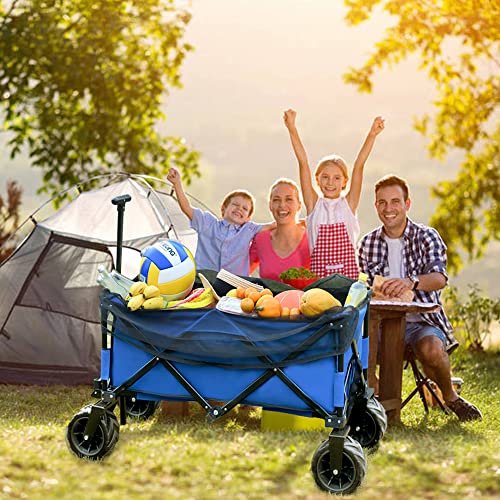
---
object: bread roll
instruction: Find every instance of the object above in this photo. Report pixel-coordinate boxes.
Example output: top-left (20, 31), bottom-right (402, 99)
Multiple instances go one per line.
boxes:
top-left (371, 275), bottom-right (414, 302)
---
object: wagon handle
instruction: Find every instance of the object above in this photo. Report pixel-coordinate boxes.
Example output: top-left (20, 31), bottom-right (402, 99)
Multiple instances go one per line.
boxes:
top-left (111, 194), bottom-right (131, 273)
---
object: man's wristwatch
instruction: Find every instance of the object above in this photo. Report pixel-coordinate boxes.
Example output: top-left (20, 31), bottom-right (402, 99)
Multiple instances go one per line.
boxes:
top-left (408, 275), bottom-right (419, 290)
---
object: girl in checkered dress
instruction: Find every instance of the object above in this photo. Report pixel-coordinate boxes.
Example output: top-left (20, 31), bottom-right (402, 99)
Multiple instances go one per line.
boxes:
top-left (283, 109), bottom-right (384, 279)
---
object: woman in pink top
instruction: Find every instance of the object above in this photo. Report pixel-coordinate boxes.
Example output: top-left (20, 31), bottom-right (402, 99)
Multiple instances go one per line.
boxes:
top-left (249, 178), bottom-right (310, 280)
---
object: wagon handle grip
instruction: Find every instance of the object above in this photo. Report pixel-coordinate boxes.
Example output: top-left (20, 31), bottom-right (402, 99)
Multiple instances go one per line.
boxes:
top-left (111, 194), bottom-right (132, 273)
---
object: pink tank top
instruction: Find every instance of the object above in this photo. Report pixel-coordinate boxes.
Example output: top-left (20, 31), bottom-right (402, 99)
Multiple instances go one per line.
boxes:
top-left (249, 230), bottom-right (311, 281)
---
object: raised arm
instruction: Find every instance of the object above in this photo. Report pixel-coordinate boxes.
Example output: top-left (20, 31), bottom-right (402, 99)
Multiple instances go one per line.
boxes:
top-left (283, 109), bottom-right (318, 214)
top-left (346, 116), bottom-right (385, 213)
top-left (167, 167), bottom-right (194, 220)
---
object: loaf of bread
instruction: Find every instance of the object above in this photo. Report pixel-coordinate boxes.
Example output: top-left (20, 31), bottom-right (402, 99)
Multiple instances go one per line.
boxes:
top-left (371, 275), bottom-right (414, 302)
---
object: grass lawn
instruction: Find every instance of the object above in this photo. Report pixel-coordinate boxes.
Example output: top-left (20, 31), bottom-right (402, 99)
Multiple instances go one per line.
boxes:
top-left (0, 349), bottom-right (499, 499)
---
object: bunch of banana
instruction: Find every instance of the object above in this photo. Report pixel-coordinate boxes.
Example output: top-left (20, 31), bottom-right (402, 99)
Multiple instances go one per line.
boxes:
top-left (126, 282), bottom-right (165, 311)
top-left (126, 282), bottom-right (215, 312)
top-left (127, 281), bottom-right (146, 311)
top-left (142, 285), bottom-right (166, 310)
top-left (128, 281), bottom-right (147, 298)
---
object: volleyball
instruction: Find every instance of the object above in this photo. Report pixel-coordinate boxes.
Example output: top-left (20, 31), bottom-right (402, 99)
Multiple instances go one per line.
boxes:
top-left (139, 240), bottom-right (196, 300)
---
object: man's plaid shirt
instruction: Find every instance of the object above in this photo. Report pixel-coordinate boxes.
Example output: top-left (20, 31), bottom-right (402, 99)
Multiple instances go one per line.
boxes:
top-left (358, 218), bottom-right (458, 352)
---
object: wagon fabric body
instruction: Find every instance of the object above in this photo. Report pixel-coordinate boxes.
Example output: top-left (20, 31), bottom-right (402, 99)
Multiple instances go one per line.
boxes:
top-left (67, 283), bottom-right (386, 495)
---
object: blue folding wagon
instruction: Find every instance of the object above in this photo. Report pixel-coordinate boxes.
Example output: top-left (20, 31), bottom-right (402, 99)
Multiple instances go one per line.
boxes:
top-left (65, 196), bottom-right (386, 496)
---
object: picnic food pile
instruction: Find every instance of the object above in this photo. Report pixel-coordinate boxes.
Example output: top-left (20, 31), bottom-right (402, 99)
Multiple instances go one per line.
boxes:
top-left (227, 286), bottom-right (341, 319)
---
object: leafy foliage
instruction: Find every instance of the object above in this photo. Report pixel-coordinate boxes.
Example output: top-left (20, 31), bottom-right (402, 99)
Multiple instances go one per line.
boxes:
top-left (343, 0), bottom-right (500, 271)
top-left (445, 283), bottom-right (500, 351)
top-left (278, 267), bottom-right (318, 279)
top-left (0, 180), bottom-right (23, 263)
top-left (0, 0), bottom-right (200, 198)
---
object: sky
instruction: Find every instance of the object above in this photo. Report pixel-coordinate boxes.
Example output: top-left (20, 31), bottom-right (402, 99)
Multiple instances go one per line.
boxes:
top-left (1, 0), bottom-right (497, 294)
top-left (2, 0), bottom-right (443, 220)
top-left (161, 0), bottom-right (451, 223)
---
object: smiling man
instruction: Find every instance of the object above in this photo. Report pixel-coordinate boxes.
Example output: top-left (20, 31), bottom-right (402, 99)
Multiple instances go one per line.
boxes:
top-left (358, 174), bottom-right (482, 422)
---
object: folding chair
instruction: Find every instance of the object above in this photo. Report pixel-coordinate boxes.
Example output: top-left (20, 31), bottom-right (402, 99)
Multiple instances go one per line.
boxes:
top-left (401, 350), bottom-right (448, 414)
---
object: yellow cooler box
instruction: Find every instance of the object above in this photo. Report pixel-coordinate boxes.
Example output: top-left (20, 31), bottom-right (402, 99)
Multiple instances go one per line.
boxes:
top-left (261, 409), bottom-right (326, 431)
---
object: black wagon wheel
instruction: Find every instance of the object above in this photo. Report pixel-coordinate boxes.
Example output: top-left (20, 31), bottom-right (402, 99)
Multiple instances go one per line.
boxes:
top-left (66, 406), bottom-right (118, 460)
top-left (82, 404), bottom-right (120, 444)
top-left (311, 435), bottom-right (367, 495)
top-left (349, 397), bottom-right (387, 452)
top-left (124, 396), bottom-right (160, 420)
top-left (104, 410), bottom-right (120, 449)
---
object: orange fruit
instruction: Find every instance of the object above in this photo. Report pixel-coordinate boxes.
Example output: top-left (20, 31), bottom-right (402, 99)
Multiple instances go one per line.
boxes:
top-left (248, 291), bottom-right (261, 303)
top-left (255, 297), bottom-right (282, 318)
top-left (240, 297), bottom-right (255, 313)
top-left (244, 286), bottom-right (257, 298)
top-left (259, 289), bottom-right (273, 298)
top-left (255, 294), bottom-right (274, 308)
top-left (290, 307), bottom-right (301, 319)
top-left (236, 286), bottom-right (246, 299)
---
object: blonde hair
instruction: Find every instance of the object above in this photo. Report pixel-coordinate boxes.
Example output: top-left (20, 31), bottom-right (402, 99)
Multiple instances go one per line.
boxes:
top-left (314, 154), bottom-right (349, 181)
top-left (221, 190), bottom-right (255, 217)
top-left (268, 177), bottom-right (301, 203)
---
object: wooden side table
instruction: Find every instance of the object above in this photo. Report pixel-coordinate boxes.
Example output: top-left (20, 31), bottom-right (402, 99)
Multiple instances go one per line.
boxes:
top-left (368, 302), bottom-right (440, 424)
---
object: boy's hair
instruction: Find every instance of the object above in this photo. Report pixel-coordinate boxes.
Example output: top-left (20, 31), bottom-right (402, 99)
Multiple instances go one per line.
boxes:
top-left (374, 174), bottom-right (410, 201)
top-left (268, 177), bottom-right (301, 203)
top-left (221, 190), bottom-right (255, 217)
top-left (314, 154), bottom-right (349, 181)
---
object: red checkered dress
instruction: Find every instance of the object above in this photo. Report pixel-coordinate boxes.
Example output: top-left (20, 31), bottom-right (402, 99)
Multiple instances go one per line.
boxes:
top-left (310, 223), bottom-right (359, 279)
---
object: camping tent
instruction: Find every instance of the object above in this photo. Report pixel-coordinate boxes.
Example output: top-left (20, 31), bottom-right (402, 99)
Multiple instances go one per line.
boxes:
top-left (0, 173), bottom-right (202, 385)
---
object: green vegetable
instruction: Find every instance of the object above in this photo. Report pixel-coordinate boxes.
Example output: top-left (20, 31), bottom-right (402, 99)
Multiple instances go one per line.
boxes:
top-left (278, 267), bottom-right (318, 280)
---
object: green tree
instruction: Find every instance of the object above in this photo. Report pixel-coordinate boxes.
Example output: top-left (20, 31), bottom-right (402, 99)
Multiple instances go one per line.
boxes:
top-left (343, 0), bottom-right (500, 272)
top-left (0, 0), bottom-right (199, 198)
top-left (445, 284), bottom-right (500, 351)
top-left (0, 180), bottom-right (23, 263)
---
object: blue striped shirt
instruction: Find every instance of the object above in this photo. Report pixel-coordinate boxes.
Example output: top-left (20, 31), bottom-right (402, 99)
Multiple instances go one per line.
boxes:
top-left (191, 208), bottom-right (262, 276)
top-left (358, 218), bottom-right (458, 352)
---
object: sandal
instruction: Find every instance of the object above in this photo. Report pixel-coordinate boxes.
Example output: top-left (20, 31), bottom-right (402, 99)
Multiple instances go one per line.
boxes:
top-left (446, 396), bottom-right (482, 422)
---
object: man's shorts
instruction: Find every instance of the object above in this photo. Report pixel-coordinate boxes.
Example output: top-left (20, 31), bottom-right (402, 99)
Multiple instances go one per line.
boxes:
top-left (405, 322), bottom-right (447, 352)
